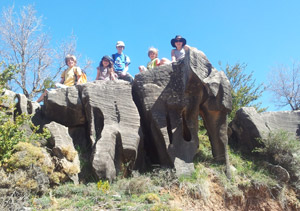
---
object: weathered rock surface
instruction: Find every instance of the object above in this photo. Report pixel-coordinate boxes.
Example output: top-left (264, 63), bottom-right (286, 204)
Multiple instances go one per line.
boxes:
top-left (229, 107), bottom-right (300, 153)
top-left (7, 47), bottom-right (232, 181)
top-left (45, 121), bottom-right (80, 184)
top-left (80, 81), bottom-right (141, 181)
top-left (44, 86), bottom-right (85, 126)
top-left (133, 47), bottom-right (232, 176)
top-left (44, 80), bottom-right (142, 181)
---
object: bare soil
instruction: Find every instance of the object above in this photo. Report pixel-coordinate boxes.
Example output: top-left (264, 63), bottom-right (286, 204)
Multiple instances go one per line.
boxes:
top-left (166, 174), bottom-right (300, 211)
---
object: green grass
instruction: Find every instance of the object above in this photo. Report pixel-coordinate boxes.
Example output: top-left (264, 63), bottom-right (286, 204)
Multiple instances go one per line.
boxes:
top-left (4, 125), bottom-right (299, 210)
top-left (30, 175), bottom-right (175, 210)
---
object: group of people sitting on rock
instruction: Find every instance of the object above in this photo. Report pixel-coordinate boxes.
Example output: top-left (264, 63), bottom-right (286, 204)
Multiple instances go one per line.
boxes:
top-left (37, 35), bottom-right (190, 103)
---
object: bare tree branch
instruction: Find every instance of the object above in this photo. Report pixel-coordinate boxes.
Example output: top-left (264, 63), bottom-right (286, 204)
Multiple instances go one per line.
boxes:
top-left (268, 61), bottom-right (300, 110)
top-left (0, 5), bottom-right (91, 99)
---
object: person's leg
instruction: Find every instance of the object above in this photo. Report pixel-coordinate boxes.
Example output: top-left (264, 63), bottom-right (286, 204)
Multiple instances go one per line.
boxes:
top-left (117, 72), bottom-right (133, 83)
top-left (124, 73), bottom-right (134, 83)
top-left (160, 58), bottom-right (171, 65)
top-left (139, 66), bottom-right (147, 72)
top-left (55, 83), bottom-right (68, 88)
top-left (36, 90), bottom-right (48, 103)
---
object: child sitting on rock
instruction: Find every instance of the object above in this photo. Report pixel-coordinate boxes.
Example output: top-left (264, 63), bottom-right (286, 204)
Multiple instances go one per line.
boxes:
top-left (139, 47), bottom-right (160, 72)
top-left (96, 55), bottom-right (117, 81)
top-left (37, 54), bottom-right (82, 103)
top-left (112, 41), bottom-right (133, 83)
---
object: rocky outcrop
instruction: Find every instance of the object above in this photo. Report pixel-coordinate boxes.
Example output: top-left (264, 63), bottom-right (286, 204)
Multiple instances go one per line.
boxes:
top-left (80, 81), bottom-right (141, 180)
top-left (4, 47), bottom-right (232, 181)
top-left (229, 107), bottom-right (300, 153)
top-left (133, 47), bottom-right (232, 176)
top-left (229, 107), bottom-right (300, 196)
top-left (43, 80), bottom-right (142, 181)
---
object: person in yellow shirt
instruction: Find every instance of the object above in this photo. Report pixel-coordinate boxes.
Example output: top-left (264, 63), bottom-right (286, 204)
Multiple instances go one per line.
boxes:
top-left (36, 54), bottom-right (82, 103)
top-left (59, 54), bottom-right (82, 86)
top-left (139, 47), bottom-right (160, 72)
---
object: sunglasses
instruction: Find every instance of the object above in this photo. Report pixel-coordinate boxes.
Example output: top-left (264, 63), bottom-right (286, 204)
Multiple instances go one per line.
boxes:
top-left (175, 40), bottom-right (183, 43)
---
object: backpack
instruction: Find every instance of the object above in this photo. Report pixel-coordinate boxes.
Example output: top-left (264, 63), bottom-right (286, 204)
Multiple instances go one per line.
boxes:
top-left (74, 67), bottom-right (87, 84)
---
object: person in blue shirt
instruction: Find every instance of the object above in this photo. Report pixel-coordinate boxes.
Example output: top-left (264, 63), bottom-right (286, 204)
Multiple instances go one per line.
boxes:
top-left (112, 41), bottom-right (133, 83)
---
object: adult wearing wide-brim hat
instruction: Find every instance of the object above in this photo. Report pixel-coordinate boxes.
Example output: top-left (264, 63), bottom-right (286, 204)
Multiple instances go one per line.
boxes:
top-left (170, 35), bottom-right (189, 62)
top-left (171, 35), bottom-right (187, 48)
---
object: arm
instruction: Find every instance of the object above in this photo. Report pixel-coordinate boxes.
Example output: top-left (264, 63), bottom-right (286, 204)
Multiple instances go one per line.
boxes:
top-left (108, 67), bottom-right (115, 80)
top-left (96, 67), bottom-right (100, 80)
top-left (156, 58), bottom-right (160, 66)
top-left (122, 66), bottom-right (128, 76)
top-left (60, 70), bottom-right (65, 84)
top-left (75, 67), bottom-right (82, 84)
top-left (110, 70), bottom-right (116, 80)
top-left (60, 77), bottom-right (65, 84)
top-left (171, 49), bottom-right (176, 62)
top-left (184, 44), bottom-right (190, 51)
top-left (122, 55), bottom-right (130, 75)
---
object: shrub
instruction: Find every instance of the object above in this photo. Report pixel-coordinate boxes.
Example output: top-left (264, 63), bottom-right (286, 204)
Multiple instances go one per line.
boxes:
top-left (255, 130), bottom-right (300, 185)
top-left (115, 175), bottom-right (156, 195)
top-left (0, 113), bottom-right (50, 165)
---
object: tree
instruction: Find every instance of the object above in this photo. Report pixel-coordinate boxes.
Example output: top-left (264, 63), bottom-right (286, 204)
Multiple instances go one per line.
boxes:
top-left (0, 5), bottom-right (89, 99)
top-left (220, 62), bottom-right (267, 121)
top-left (268, 62), bottom-right (300, 110)
top-left (0, 62), bottom-right (17, 90)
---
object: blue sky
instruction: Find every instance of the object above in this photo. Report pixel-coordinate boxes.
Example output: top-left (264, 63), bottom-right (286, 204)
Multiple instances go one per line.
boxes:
top-left (1, 0), bottom-right (300, 111)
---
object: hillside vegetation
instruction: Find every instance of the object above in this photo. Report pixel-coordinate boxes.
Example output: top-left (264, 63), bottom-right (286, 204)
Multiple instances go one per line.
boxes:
top-left (1, 113), bottom-right (300, 211)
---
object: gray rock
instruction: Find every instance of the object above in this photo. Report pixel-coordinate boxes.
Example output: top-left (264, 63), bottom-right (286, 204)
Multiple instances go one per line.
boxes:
top-left (262, 110), bottom-right (300, 137)
top-left (263, 162), bottom-right (290, 183)
top-left (133, 47), bottom-right (232, 177)
top-left (16, 93), bottom-right (29, 115)
top-left (1, 47), bottom-right (233, 181)
top-left (1, 89), bottom-right (16, 108)
top-left (229, 107), bottom-right (300, 153)
top-left (45, 121), bottom-right (80, 184)
top-left (44, 86), bottom-right (86, 126)
top-left (79, 81), bottom-right (141, 181)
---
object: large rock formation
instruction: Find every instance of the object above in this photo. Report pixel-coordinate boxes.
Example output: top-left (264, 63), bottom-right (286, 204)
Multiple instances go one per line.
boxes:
top-left (3, 47), bottom-right (232, 181)
top-left (229, 107), bottom-right (300, 153)
top-left (43, 80), bottom-right (142, 181)
top-left (132, 48), bottom-right (232, 176)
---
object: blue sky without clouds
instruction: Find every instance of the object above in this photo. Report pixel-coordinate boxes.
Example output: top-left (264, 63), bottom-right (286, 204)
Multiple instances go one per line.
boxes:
top-left (1, 0), bottom-right (300, 111)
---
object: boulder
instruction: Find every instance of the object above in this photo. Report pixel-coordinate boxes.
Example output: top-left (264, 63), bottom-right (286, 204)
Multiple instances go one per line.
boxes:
top-left (132, 47), bottom-right (232, 176)
top-left (79, 81), bottom-right (141, 181)
top-left (229, 107), bottom-right (300, 153)
top-left (45, 121), bottom-right (80, 184)
top-left (1, 89), bottom-right (16, 117)
top-left (44, 86), bottom-right (86, 126)
top-left (44, 81), bottom-right (142, 181)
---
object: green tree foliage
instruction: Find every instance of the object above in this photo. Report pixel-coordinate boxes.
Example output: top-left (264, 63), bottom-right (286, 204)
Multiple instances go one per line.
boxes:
top-left (0, 62), bottom-right (17, 89)
top-left (42, 77), bottom-right (56, 91)
top-left (220, 62), bottom-right (267, 121)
